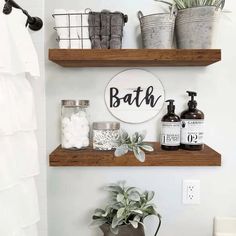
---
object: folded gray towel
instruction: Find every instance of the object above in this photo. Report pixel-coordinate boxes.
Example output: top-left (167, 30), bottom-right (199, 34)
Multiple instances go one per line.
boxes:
top-left (88, 11), bottom-right (127, 49)
top-left (110, 12), bottom-right (125, 49)
top-left (111, 12), bottom-right (124, 36)
top-left (88, 12), bottom-right (101, 49)
top-left (110, 36), bottom-right (122, 49)
top-left (101, 10), bottom-right (111, 49)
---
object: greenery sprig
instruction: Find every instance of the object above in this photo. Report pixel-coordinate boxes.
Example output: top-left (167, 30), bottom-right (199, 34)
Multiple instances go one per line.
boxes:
top-left (114, 130), bottom-right (154, 163)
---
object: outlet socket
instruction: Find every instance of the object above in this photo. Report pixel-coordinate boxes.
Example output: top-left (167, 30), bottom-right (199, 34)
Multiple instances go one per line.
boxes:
top-left (183, 180), bottom-right (200, 204)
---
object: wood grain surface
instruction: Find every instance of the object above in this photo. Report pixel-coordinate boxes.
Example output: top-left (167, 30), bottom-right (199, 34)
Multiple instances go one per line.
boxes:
top-left (48, 49), bottom-right (221, 67)
top-left (49, 142), bottom-right (221, 167)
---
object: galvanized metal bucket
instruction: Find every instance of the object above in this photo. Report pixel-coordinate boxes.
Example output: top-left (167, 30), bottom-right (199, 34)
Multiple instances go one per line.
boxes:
top-left (100, 224), bottom-right (145, 236)
top-left (100, 215), bottom-right (161, 236)
top-left (138, 7), bottom-right (176, 49)
top-left (176, 6), bottom-right (221, 49)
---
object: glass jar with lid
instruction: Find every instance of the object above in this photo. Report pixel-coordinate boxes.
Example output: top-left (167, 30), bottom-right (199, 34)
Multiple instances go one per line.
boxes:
top-left (61, 100), bottom-right (90, 149)
top-left (92, 122), bottom-right (120, 150)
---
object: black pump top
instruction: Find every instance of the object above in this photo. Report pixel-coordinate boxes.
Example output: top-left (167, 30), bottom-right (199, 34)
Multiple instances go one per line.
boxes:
top-left (166, 99), bottom-right (175, 114)
top-left (187, 91), bottom-right (197, 109)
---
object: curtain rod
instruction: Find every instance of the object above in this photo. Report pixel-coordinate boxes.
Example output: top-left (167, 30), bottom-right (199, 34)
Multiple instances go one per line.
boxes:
top-left (3, 0), bottom-right (43, 31)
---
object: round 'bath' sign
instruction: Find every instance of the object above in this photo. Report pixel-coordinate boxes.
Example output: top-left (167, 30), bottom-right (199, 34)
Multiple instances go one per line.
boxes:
top-left (105, 69), bottom-right (165, 124)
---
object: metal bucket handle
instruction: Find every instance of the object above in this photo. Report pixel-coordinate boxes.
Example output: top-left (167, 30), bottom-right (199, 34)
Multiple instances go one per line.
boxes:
top-left (138, 7), bottom-right (176, 21)
top-left (137, 10), bottom-right (144, 21)
top-left (154, 213), bottom-right (162, 236)
top-left (85, 8), bottom-right (92, 13)
top-left (169, 4), bottom-right (177, 19)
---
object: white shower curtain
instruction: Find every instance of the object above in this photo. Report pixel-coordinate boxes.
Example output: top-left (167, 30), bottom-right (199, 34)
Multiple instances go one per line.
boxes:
top-left (0, 1), bottom-right (40, 236)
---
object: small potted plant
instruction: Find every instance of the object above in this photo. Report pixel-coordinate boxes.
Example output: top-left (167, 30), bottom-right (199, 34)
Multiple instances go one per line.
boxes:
top-left (156, 0), bottom-right (225, 48)
top-left (91, 182), bottom-right (161, 236)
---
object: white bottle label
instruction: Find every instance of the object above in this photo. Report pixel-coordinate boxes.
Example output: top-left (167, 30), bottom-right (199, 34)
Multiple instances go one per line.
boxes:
top-left (181, 119), bottom-right (204, 145)
top-left (161, 122), bottom-right (181, 146)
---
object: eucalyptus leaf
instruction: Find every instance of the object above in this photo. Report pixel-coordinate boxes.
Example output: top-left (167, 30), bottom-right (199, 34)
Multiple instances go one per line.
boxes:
top-left (129, 191), bottom-right (141, 202)
top-left (137, 130), bottom-right (147, 144)
top-left (140, 144), bottom-right (154, 152)
top-left (90, 218), bottom-right (108, 227)
top-left (131, 132), bottom-right (139, 143)
top-left (114, 144), bottom-right (129, 157)
top-left (118, 180), bottom-right (127, 188)
top-left (131, 209), bottom-right (143, 215)
top-left (110, 225), bottom-right (119, 235)
top-left (104, 185), bottom-right (123, 193)
top-left (143, 205), bottom-right (157, 215)
top-left (133, 215), bottom-right (141, 222)
top-left (126, 187), bottom-right (138, 193)
top-left (117, 207), bottom-right (125, 218)
top-left (133, 147), bottom-right (145, 163)
top-left (112, 215), bottom-right (121, 229)
top-left (117, 193), bottom-right (125, 203)
top-left (111, 204), bottom-right (122, 210)
top-left (129, 220), bottom-right (139, 229)
top-left (102, 207), bottom-right (112, 217)
top-left (146, 191), bottom-right (155, 202)
top-left (94, 208), bottom-right (105, 217)
top-left (121, 130), bottom-right (129, 141)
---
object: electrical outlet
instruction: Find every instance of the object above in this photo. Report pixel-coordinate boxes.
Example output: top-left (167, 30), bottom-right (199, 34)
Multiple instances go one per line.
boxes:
top-left (183, 180), bottom-right (200, 204)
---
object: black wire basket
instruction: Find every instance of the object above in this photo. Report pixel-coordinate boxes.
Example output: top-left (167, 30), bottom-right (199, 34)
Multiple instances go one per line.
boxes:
top-left (53, 9), bottom-right (128, 49)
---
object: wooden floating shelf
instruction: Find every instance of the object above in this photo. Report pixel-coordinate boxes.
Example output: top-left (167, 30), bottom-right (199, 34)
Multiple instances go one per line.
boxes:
top-left (49, 142), bottom-right (221, 167)
top-left (48, 49), bottom-right (221, 67)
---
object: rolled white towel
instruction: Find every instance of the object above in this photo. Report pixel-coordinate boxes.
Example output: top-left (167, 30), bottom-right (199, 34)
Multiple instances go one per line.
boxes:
top-left (54, 9), bottom-right (69, 49)
top-left (68, 10), bottom-right (80, 49)
top-left (77, 9), bottom-right (91, 49)
top-left (59, 40), bottom-right (70, 49)
top-left (81, 39), bottom-right (91, 49)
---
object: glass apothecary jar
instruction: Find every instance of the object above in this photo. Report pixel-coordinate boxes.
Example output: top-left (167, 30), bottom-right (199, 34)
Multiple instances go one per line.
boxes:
top-left (92, 122), bottom-right (120, 150)
top-left (61, 100), bottom-right (90, 149)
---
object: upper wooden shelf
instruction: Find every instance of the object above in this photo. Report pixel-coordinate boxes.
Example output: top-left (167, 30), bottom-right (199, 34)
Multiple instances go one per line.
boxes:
top-left (49, 142), bottom-right (221, 167)
top-left (48, 49), bottom-right (221, 67)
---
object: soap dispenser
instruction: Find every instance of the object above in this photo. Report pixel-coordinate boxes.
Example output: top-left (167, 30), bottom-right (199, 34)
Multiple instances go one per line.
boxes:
top-left (161, 99), bottom-right (181, 151)
top-left (180, 91), bottom-right (204, 151)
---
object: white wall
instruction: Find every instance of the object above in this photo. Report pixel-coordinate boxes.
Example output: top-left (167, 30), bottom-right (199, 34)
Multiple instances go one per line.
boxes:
top-left (16, 0), bottom-right (47, 235)
top-left (45, 1), bottom-right (236, 236)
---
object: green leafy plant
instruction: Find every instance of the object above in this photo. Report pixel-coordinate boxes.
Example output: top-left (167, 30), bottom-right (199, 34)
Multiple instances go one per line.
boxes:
top-left (155, 0), bottom-right (225, 9)
top-left (114, 130), bottom-right (154, 163)
top-left (91, 182), bottom-right (161, 235)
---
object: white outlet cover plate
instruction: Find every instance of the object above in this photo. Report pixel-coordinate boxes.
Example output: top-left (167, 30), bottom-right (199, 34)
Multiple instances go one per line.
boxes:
top-left (183, 180), bottom-right (200, 205)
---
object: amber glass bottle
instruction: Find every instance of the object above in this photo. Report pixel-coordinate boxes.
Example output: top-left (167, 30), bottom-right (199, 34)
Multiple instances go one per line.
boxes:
top-left (161, 100), bottom-right (181, 151)
top-left (180, 91), bottom-right (204, 151)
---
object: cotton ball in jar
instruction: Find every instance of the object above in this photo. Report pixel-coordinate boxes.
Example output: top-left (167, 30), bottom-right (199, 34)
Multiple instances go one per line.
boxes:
top-left (82, 137), bottom-right (89, 147)
top-left (79, 111), bottom-right (87, 118)
top-left (62, 117), bottom-right (70, 127)
top-left (79, 117), bottom-right (89, 125)
top-left (74, 140), bottom-right (83, 149)
top-left (63, 140), bottom-right (73, 149)
top-left (80, 126), bottom-right (90, 137)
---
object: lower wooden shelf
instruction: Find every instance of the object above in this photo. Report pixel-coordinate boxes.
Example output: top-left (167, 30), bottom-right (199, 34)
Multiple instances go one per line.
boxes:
top-left (49, 142), bottom-right (221, 167)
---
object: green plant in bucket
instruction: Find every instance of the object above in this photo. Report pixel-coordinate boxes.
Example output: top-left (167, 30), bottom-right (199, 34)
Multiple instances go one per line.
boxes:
top-left (155, 0), bottom-right (225, 9)
top-left (91, 181), bottom-right (161, 235)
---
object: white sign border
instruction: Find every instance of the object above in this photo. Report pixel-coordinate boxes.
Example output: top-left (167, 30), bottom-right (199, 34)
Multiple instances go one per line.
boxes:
top-left (104, 68), bottom-right (166, 124)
